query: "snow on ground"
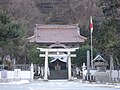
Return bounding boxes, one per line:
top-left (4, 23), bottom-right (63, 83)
top-left (0, 80), bottom-right (30, 85)
top-left (0, 79), bottom-right (120, 89)
top-left (37, 79), bottom-right (120, 89)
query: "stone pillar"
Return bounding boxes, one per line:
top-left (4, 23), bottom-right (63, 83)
top-left (68, 51), bottom-right (72, 80)
top-left (86, 50), bottom-right (90, 80)
top-left (30, 63), bottom-right (34, 81)
top-left (44, 51), bottom-right (48, 81)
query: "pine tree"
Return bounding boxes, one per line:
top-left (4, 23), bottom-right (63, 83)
top-left (0, 11), bottom-right (26, 67)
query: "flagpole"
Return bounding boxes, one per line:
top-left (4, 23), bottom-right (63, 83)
top-left (91, 30), bottom-right (93, 69)
top-left (90, 16), bottom-right (93, 69)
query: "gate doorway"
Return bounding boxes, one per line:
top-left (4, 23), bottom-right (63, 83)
top-left (49, 58), bottom-right (68, 79)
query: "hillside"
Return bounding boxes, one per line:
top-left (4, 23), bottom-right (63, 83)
top-left (0, 0), bottom-right (102, 36)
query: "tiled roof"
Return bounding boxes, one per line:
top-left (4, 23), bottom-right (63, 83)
top-left (28, 24), bottom-right (86, 43)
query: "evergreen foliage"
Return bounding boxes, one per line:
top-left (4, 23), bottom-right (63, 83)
top-left (95, 0), bottom-right (120, 65)
top-left (27, 44), bottom-right (44, 64)
top-left (73, 45), bottom-right (99, 67)
top-left (0, 11), bottom-right (26, 65)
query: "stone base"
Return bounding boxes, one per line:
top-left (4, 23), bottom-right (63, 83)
top-left (43, 79), bottom-right (49, 81)
top-left (68, 79), bottom-right (73, 81)
top-left (95, 72), bottom-right (110, 83)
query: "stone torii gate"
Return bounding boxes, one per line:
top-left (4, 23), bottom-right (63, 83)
top-left (37, 47), bottom-right (78, 81)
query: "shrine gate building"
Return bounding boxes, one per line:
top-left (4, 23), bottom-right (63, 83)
top-left (28, 24), bottom-right (86, 80)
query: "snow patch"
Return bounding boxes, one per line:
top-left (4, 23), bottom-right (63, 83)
top-left (0, 80), bottom-right (30, 85)
top-left (38, 78), bottom-right (43, 80)
top-left (114, 85), bottom-right (120, 89)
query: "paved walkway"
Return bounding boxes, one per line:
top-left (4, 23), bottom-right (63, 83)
top-left (0, 80), bottom-right (120, 90)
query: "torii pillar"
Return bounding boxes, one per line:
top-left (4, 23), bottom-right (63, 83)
top-left (68, 51), bottom-right (72, 80)
top-left (44, 51), bottom-right (48, 80)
